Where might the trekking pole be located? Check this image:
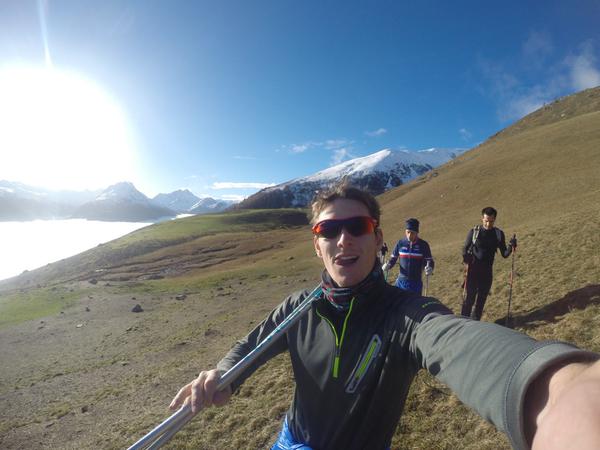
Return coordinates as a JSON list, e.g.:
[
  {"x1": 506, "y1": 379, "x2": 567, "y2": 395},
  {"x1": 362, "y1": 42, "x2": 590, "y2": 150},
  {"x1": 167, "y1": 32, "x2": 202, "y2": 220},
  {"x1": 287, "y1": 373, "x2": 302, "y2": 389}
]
[
  {"x1": 462, "y1": 262, "x2": 469, "y2": 305},
  {"x1": 506, "y1": 234, "x2": 517, "y2": 327},
  {"x1": 424, "y1": 261, "x2": 431, "y2": 296},
  {"x1": 127, "y1": 284, "x2": 323, "y2": 450}
]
